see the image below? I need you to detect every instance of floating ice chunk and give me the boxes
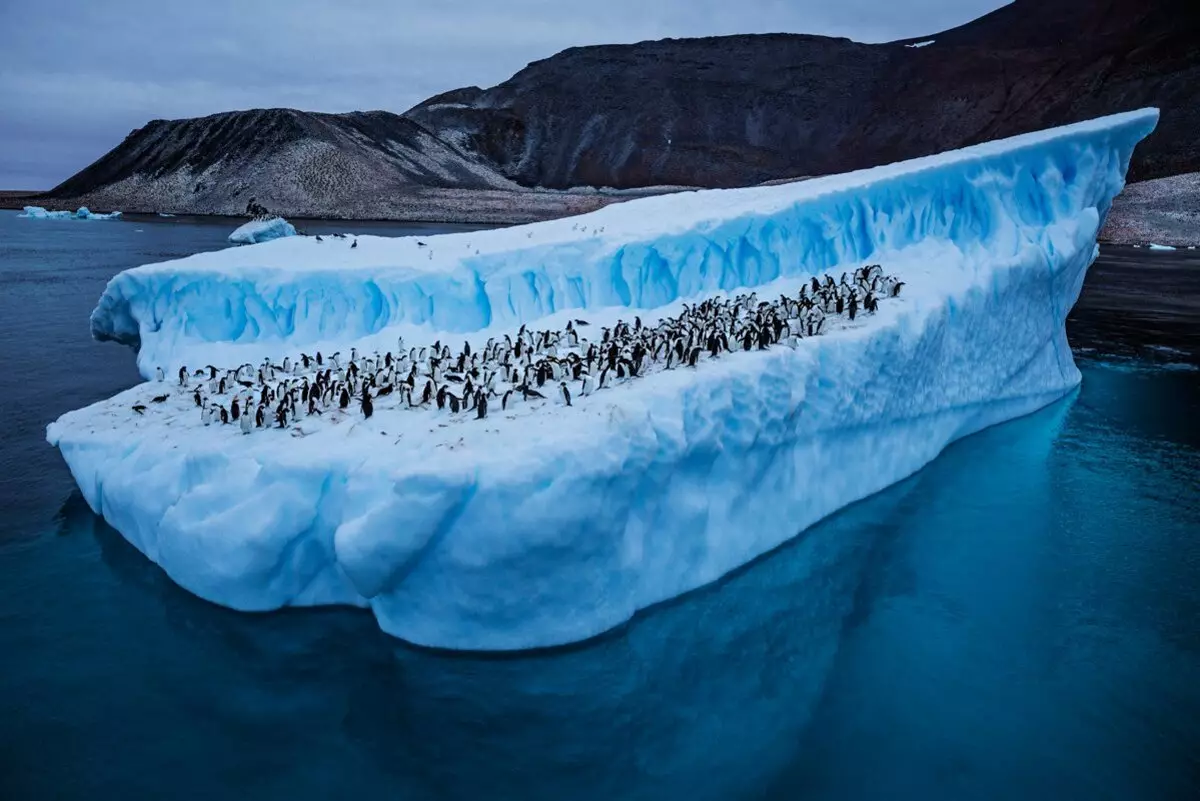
[228,216,298,245]
[905,40,935,47]
[54,109,1159,651]
[1148,243,1176,250]
[19,205,122,220]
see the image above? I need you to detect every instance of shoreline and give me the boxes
[3,174,1196,247]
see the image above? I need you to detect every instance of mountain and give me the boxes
[29,108,618,223]
[406,0,1199,189]
[19,0,1199,223]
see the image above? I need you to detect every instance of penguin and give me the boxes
[193,388,203,407]
[339,388,350,409]
[255,405,266,428]
[155,366,165,382]
[351,239,358,249]
[476,390,488,419]
[891,281,905,297]
[361,389,374,419]
[202,405,213,426]
[219,406,229,425]
[151,394,169,403]
[132,404,146,415]
[240,406,253,434]
[231,397,241,420]
[315,235,324,242]
[178,366,189,386]
[560,381,572,407]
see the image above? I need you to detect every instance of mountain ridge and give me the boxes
[13,0,1199,224]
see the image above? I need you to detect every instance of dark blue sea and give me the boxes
[1,210,1197,800]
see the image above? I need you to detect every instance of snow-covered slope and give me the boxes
[53,109,1156,650]
[228,217,297,245]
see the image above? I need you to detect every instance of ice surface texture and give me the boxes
[19,205,122,220]
[227,216,298,244]
[53,110,1157,650]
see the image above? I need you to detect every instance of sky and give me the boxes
[0,0,1007,189]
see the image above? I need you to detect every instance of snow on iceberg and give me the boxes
[53,109,1157,651]
[228,216,297,244]
[19,205,122,220]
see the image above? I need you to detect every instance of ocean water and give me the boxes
[0,210,1197,800]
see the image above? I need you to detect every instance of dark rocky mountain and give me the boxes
[18,0,1197,224]
[407,0,1200,188]
[28,108,600,223]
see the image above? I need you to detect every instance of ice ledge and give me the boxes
[90,109,1158,380]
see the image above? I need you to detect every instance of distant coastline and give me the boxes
[4,174,1195,247]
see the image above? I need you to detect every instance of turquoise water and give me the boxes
[0,211,1197,799]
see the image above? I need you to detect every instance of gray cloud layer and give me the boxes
[0,0,1005,188]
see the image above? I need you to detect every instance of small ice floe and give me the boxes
[906,40,935,48]
[1148,243,1176,251]
[228,216,297,245]
[19,205,122,220]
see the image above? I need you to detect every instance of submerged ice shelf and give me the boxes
[51,109,1158,650]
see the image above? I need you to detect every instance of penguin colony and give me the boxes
[130,265,905,435]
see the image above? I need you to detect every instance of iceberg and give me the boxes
[51,109,1157,651]
[228,216,297,244]
[19,205,122,220]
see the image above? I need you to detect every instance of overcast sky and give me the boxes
[0,0,1006,189]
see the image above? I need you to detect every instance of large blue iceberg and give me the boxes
[50,109,1157,650]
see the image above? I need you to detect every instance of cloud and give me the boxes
[0,0,1006,187]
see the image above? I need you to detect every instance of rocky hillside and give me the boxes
[1100,172,1200,246]
[408,0,1199,188]
[35,108,567,221]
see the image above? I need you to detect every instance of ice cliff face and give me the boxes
[54,110,1157,650]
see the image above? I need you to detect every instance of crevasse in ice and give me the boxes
[49,109,1158,650]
